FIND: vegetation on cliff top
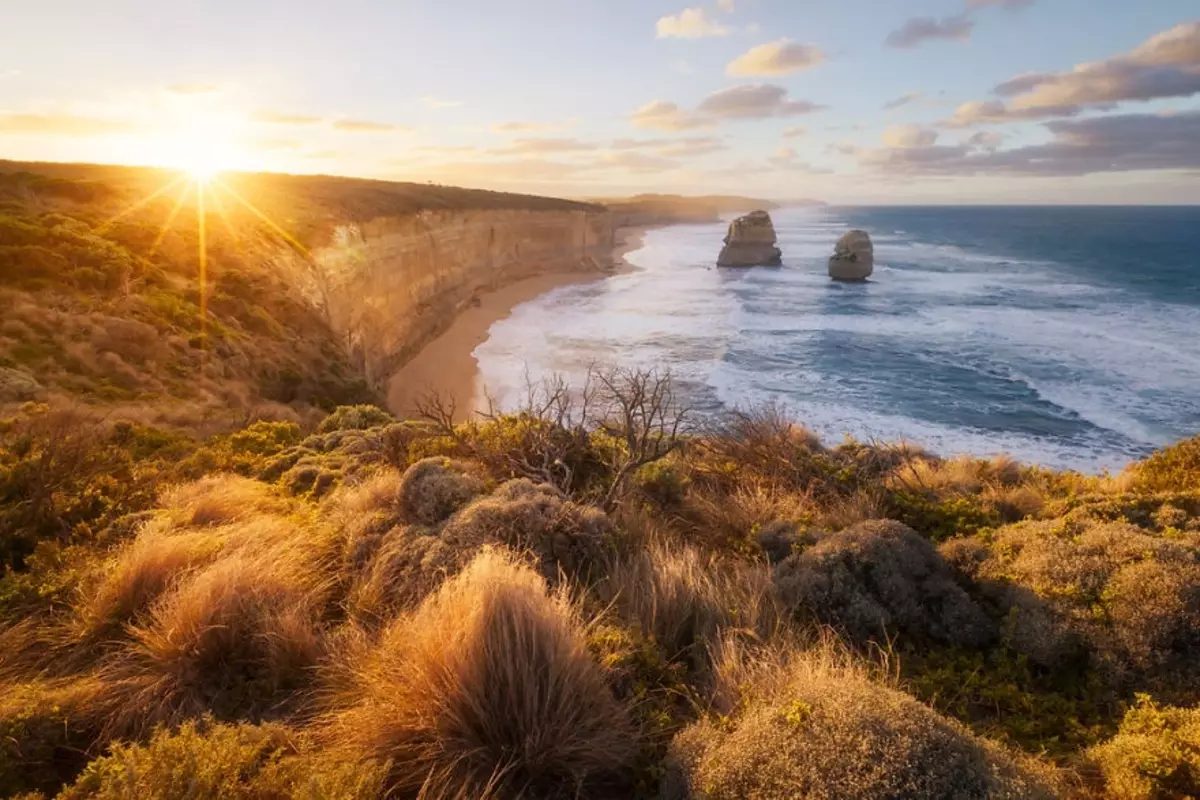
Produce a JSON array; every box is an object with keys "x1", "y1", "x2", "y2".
[
  {"x1": 2, "y1": 161, "x2": 1200, "y2": 799},
  {"x1": 1, "y1": 373, "x2": 1199, "y2": 798}
]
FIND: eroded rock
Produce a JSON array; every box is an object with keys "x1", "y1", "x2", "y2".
[
  {"x1": 717, "y1": 210, "x2": 782, "y2": 267},
  {"x1": 829, "y1": 229, "x2": 874, "y2": 281}
]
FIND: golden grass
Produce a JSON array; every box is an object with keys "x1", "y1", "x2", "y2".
[
  {"x1": 95, "y1": 552, "x2": 326, "y2": 735},
  {"x1": 326, "y1": 548, "x2": 637, "y2": 798}
]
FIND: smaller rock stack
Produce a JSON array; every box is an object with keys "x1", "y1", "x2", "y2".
[
  {"x1": 717, "y1": 210, "x2": 782, "y2": 267},
  {"x1": 828, "y1": 230, "x2": 874, "y2": 281}
]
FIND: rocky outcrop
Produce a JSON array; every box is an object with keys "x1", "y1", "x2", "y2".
[
  {"x1": 717, "y1": 210, "x2": 782, "y2": 267},
  {"x1": 828, "y1": 230, "x2": 874, "y2": 281},
  {"x1": 304, "y1": 209, "x2": 615, "y2": 387}
]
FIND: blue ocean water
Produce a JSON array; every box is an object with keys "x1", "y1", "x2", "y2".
[{"x1": 475, "y1": 206, "x2": 1200, "y2": 472}]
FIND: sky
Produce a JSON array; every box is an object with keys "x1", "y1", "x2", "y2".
[{"x1": 1, "y1": 0, "x2": 1198, "y2": 204}]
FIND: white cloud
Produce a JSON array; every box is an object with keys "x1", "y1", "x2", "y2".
[
  {"x1": 783, "y1": 125, "x2": 807, "y2": 138},
  {"x1": 656, "y1": 8, "x2": 729, "y2": 39},
  {"x1": 717, "y1": 0, "x2": 735, "y2": 11},
  {"x1": 885, "y1": 15, "x2": 973, "y2": 49},
  {"x1": 697, "y1": 84, "x2": 825, "y2": 119},
  {"x1": 881, "y1": 125, "x2": 939, "y2": 148},
  {"x1": 726, "y1": 38, "x2": 826, "y2": 77},
  {"x1": 629, "y1": 100, "x2": 711, "y2": 132}
]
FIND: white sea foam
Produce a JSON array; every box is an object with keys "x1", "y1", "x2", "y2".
[{"x1": 475, "y1": 209, "x2": 1200, "y2": 472}]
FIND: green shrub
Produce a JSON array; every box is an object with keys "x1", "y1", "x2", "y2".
[
  {"x1": 59, "y1": 717, "x2": 386, "y2": 799},
  {"x1": 0, "y1": 679, "x2": 107, "y2": 797},
  {"x1": 316, "y1": 404, "x2": 393, "y2": 433},
  {"x1": 1134, "y1": 436, "x2": 1200, "y2": 492},
  {"x1": 396, "y1": 457, "x2": 483, "y2": 525},
  {"x1": 886, "y1": 490, "x2": 1000, "y2": 541},
  {"x1": 1088, "y1": 695, "x2": 1200, "y2": 800}
]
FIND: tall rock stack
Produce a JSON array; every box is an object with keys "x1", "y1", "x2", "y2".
[
  {"x1": 717, "y1": 210, "x2": 783, "y2": 267},
  {"x1": 828, "y1": 230, "x2": 874, "y2": 281}
]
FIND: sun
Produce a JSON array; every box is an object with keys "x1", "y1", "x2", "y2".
[{"x1": 157, "y1": 117, "x2": 244, "y2": 182}]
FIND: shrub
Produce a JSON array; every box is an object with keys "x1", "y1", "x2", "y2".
[
  {"x1": 664, "y1": 645, "x2": 1059, "y2": 799},
  {"x1": 396, "y1": 456, "x2": 483, "y2": 525},
  {"x1": 316, "y1": 404, "x2": 393, "y2": 434},
  {"x1": 0, "y1": 679, "x2": 107, "y2": 797},
  {"x1": 59, "y1": 717, "x2": 387, "y2": 799},
  {"x1": 327, "y1": 548, "x2": 638, "y2": 798},
  {"x1": 1134, "y1": 435, "x2": 1200, "y2": 492},
  {"x1": 1088, "y1": 696, "x2": 1200, "y2": 800},
  {"x1": 773, "y1": 519, "x2": 995, "y2": 648},
  {"x1": 97, "y1": 553, "x2": 325, "y2": 733},
  {"x1": 440, "y1": 479, "x2": 617, "y2": 583},
  {"x1": 962, "y1": 519, "x2": 1200, "y2": 680}
]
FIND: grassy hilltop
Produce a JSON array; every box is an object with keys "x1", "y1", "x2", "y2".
[{"x1": 2, "y1": 164, "x2": 1200, "y2": 799}]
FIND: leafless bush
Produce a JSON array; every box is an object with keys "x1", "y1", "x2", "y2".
[{"x1": 418, "y1": 366, "x2": 690, "y2": 509}]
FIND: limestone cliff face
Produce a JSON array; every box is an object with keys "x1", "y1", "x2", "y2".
[{"x1": 305, "y1": 208, "x2": 615, "y2": 386}]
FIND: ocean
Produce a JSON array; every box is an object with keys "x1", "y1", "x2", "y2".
[{"x1": 474, "y1": 206, "x2": 1200, "y2": 473}]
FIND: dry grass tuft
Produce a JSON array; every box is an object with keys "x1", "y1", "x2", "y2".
[
  {"x1": 774, "y1": 519, "x2": 995, "y2": 647},
  {"x1": 665, "y1": 642, "x2": 1060, "y2": 799},
  {"x1": 440, "y1": 478, "x2": 617, "y2": 583},
  {"x1": 73, "y1": 529, "x2": 224, "y2": 644},
  {"x1": 397, "y1": 456, "x2": 483, "y2": 525},
  {"x1": 159, "y1": 474, "x2": 292, "y2": 528},
  {"x1": 327, "y1": 548, "x2": 637, "y2": 798},
  {"x1": 602, "y1": 538, "x2": 781, "y2": 676},
  {"x1": 96, "y1": 553, "x2": 325, "y2": 734}
]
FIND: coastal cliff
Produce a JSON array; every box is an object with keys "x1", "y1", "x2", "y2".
[{"x1": 306, "y1": 208, "x2": 615, "y2": 388}]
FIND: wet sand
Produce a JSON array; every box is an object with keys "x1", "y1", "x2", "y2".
[{"x1": 386, "y1": 226, "x2": 647, "y2": 421}]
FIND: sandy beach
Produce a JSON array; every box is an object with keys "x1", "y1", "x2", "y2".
[{"x1": 386, "y1": 226, "x2": 648, "y2": 421}]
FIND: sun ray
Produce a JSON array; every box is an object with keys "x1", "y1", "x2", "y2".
[
  {"x1": 197, "y1": 178, "x2": 208, "y2": 358},
  {"x1": 96, "y1": 172, "x2": 189, "y2": 232},
  {"x1": 204, "y1": 179, "x2": 243, "y2": 256},
  {"x1": 212, "y1": 178, "x2": 316, "y2": 262},
  {"x1": 148, "y1": 180, "x2": 193, "y2": 257}
]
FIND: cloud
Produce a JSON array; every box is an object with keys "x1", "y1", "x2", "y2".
[
  {"x1": 697, "y1": 84, "x2": 825, "y2": 119},
  {"x1": 491, "y1": 121, "x2": 557, "y2": 133},
  {"x1": 886, "y1": 15, "x2": 973, "y2": 48},
  {"x1": 610, "y1": 136, "x2": 727, "y2": 157},
  {"x1": 251, "y1": 109, "x2": 324, "y2": 125},
  {"x1": 883, "y1": 91, "x2": 924, "y2": 110},
  {"x1": 302, "y1": 150, "x2": 340, "y2": 160},
  {"x1": 948, "y1": 21, "x2": 1200, "y2": 125},
  {"x1": 717, "y1": 0, "x2": 735, "y2": 11},
  {"x1": 490, "y1": 137, "x2": 598, "y2": 155},
  {"x1": 656, "y1": 8, "x2": 729, "y2": 39},
  {"x1": 964, "y1": 130, "x2": 1005, "y2": 150},
  {"x1": 0, "y1": 113, "x2": 138, "y2": 136},
  {"x1": 967, "y1": 0, "x2": 1033, "y2": 8},
  {"x1": 411, "y1": 145, "x2": 481, "y2": 155},
  {"x1": 783, "y1": 125, "x2": 807, "y2": 138},
  {"x1": 629, "y1": 100, "x2": 711, "y2": 131},
  {"x1": 858, "y1": 109, "x2": 1200, "y2": 177},
  {"x1": 421, "y1": 96, "x2": 462, "y2": 109},
  {"x1": 726, "y1": 39, "x2": 826, "y2": 77},
  {"x1": 166, "y1": 82, "x2": 220, "y2": 95},
  {"x1": 332, "y1": 118, "x2": 411, "y2": 132},
  {"x1": 881, "y1": 125, "x2": 939, "y2": 148},
  {"x1": 598, "y1": 152, "x2": 682, "y2": 173}
]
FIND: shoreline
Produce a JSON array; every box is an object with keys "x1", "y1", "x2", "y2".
[{"x1": 386, "y1": 225, "x2": 649, "y2": 421}]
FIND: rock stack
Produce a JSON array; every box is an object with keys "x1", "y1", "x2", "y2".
[
  {"x1": 828, "y1": 230, "x2": 873, "y2": 281},
  {"x1": 717, "y1": 210, "x2": 782, "y2": 267}
]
